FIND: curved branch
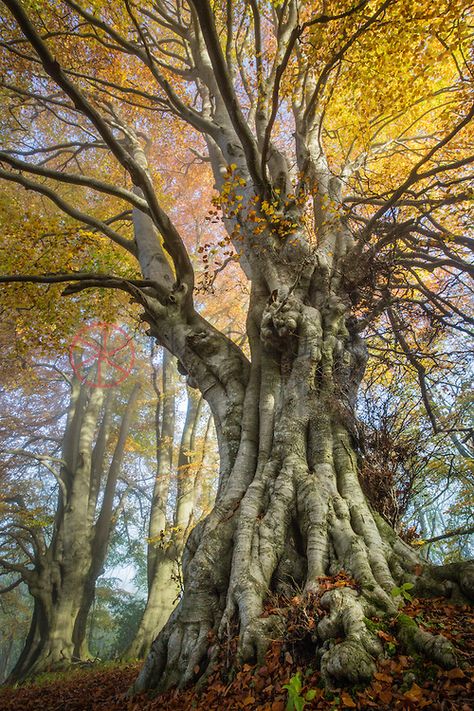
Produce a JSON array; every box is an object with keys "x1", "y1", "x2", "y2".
[
  {"x1": 387, "y1": 308, "x2": 439, "y2": 433},
  {"x1": 0, "y1": 168, "x2": 136, "y2": 254},
  {"x1": 4, "y1": 0, "x2": 194, "y2": 296},
  {"x1": 189, "y1": 0, "x2": 266, "y2": 194},
  {"x1": 0, "y1": 271, "x2": 168, "y2": 301},
  {"x1": 0, "y1": 577, "x2": 22, "y2": 594},
  {"x1": 0, "y1": 151, "x2": 150, "y2": 213},
  {"x1": 361, "y1": 102, "x2": 474, "y2": 236},
  {"x1": 421, "y1": 525, "x2": 474, "y2": 545}
]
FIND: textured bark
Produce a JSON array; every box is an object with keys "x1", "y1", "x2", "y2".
[
  {"x1": 132, "y1": 253, "x2": 472, "y2": 694},
  {"x1": 126, "y1": 351, "x2": 177, "y2": 659}
]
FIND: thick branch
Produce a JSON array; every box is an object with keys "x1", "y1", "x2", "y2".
[
  {"x1": 4, "y1": 0, "x2": 194, "y2": 295},
  {"x1": 189, "y1": 0, "x2": 267, "y2": 194}
]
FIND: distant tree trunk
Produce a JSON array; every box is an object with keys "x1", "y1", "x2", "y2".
[
  {"x1": 127, "y1": 356, "x2": 207, "y2": 659},
  {"x1": 73, "y1": 381, "x2": 141, "y2": 659},
  {"x1": 126, "y1": 350, "x2": 176, "y2": 659},
  {"x1": 0, "y1": 633, "x2": 15, "y2": 682},
  {"x1": 7, "y1": 378, "x2": 140, "y2": 681}
]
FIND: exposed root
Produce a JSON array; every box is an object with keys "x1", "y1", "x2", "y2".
[
  {"x1": 397, "y1": 613, "x2": 457, "y2": 667},
  {"x1": 131, "y1": 416, "x2": 471, "y2": 695},
  {"x1": 318, "y1": 588, "x2": 382, "y2": 685},
  {"x1": 429, "y1": 560, "x2": 474, "y2": 602},
  {"x1": 320, "y1": 639, "x2": 377, "y2": 686},
  {"x1": 237, "y1": 615, "x2": 286, "y2": 664}
]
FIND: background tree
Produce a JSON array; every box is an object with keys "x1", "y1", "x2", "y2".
[
  {"x1": 0, "y1": 361, "x2": 141, "y2": 679},
  {"x1": 0, "y1": 0, "x2": 472, "y2": 694},
  {"x1": 358, "y1": 374, "x2": 474, "y2": 552}
]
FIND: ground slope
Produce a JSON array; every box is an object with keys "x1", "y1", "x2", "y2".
[{"x1": 1, "y1": 595, "x2": 472, "y2": 710}]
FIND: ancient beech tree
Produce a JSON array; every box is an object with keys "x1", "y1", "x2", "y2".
[{"x1": 0, "y1": 0, "x2": 473, "y2": 691}]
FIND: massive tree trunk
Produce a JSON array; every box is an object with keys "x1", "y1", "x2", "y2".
[{"x1": 133, "y1": 262, "x2": 474, "y2": 694}]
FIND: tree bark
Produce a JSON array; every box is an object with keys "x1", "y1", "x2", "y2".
[
  {"x1": 133, "y1": 268, "x2": 474, "y2": 694},
  {"x1": 127, "y1": 369, "x2": 207, "y2": 660},
  {"x1": 126, "y1": 350, "x2": 177, "y2": 659}
]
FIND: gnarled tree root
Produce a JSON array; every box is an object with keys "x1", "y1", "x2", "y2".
[{"x1": 130, "y1": 418, "x2": 472, "y2": 696}]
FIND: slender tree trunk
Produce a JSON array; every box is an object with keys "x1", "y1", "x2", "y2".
[
  {"x1": 127, "y1": 367, "x2": 206, "y2": 659},
  {"x1": 0, "y1": 635, "x2": 15, "y2": 683},
  {"x1": 73, "y1": 382, "x2": 141, "y2": 659},
  {"x1": 133, "y1": 269, "x2": 474, "y2": 694},
  {"x1": 126, "y1": 351, "x2": 176, "y2": 659}
]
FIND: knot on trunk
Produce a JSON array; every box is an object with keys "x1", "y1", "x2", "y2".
[{"x1": 261, "y1": 290, "x2": 302, "y2": 348}]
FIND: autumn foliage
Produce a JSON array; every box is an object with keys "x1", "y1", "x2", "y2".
[{"x1": 0, "y1": 0, "x2": 473, "y2": 699}]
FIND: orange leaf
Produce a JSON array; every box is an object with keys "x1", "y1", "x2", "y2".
[
  {"x1": 341, "y1": 691, "x2": 357, "y2": 707},
  {"x1": 243, "y1": 695, "x2": 256, "y2": 706},
  {"x1": 374, "y1": 672, "x2": 393, "y2": 682},
  {"x1": 404, "y1": 683, "x2": 423, "y2": 702},
  {"x1": 271, "y1": 701, "x2": 285, "y2": 711},
  {"x1": 379, "y1": 689, "x2": 393, "y2": 704},
  {"x1": 377, "y1": 630, "x2": 394, "y2": 642}
]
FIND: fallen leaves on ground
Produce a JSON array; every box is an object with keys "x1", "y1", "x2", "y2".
[{"x1": 1, "y1": 596, "x2": 473, "y2": 710}]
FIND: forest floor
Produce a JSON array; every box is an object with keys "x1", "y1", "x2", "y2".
[{"x1": 1, "y1": 593, "x2": 473, "y2": 710}]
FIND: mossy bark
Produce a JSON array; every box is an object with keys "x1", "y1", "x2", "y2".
[{"x1": 132, "y1": 275, "x2": 472, "y2": 695}]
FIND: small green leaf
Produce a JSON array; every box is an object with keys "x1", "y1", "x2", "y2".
[{"x1": 294, "y1": 698, "x2": 305, "y2": 711}]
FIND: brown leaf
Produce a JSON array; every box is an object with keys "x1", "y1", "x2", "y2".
[
  {"x1": 242, "y1": 695, "x2": 256, "y2": 706},
  {"x1": 374, "y1": 672, "x2": 393, "y2": 682},
  {"x1": 377, "y1": 630, "x2": 394, "y2": 642},
  {"x1": 271, "y1": 701, "x2": 285, "y2": 711},
  {"x1": 403, "y1": 683, "x2": 423, "y2": 702},
  {"x1": 341, "y1": 691, "x2": 357, "y2": 707},
  {"x1": 379, "y1": 689, "x2": 393, "y2": 704},
  {"x1": 445, "y1": 668, "x2": 465, "y2": 679}
]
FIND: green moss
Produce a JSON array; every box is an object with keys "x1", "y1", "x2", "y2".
[{"x1": 397, "y1": 613, "x2": 418, "y2": 654}]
